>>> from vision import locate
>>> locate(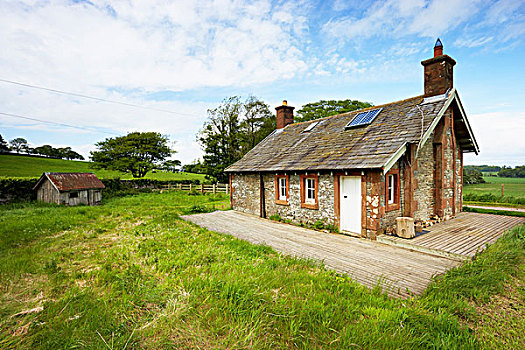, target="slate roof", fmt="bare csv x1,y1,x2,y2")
226,94,451,172
33,172,105,191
